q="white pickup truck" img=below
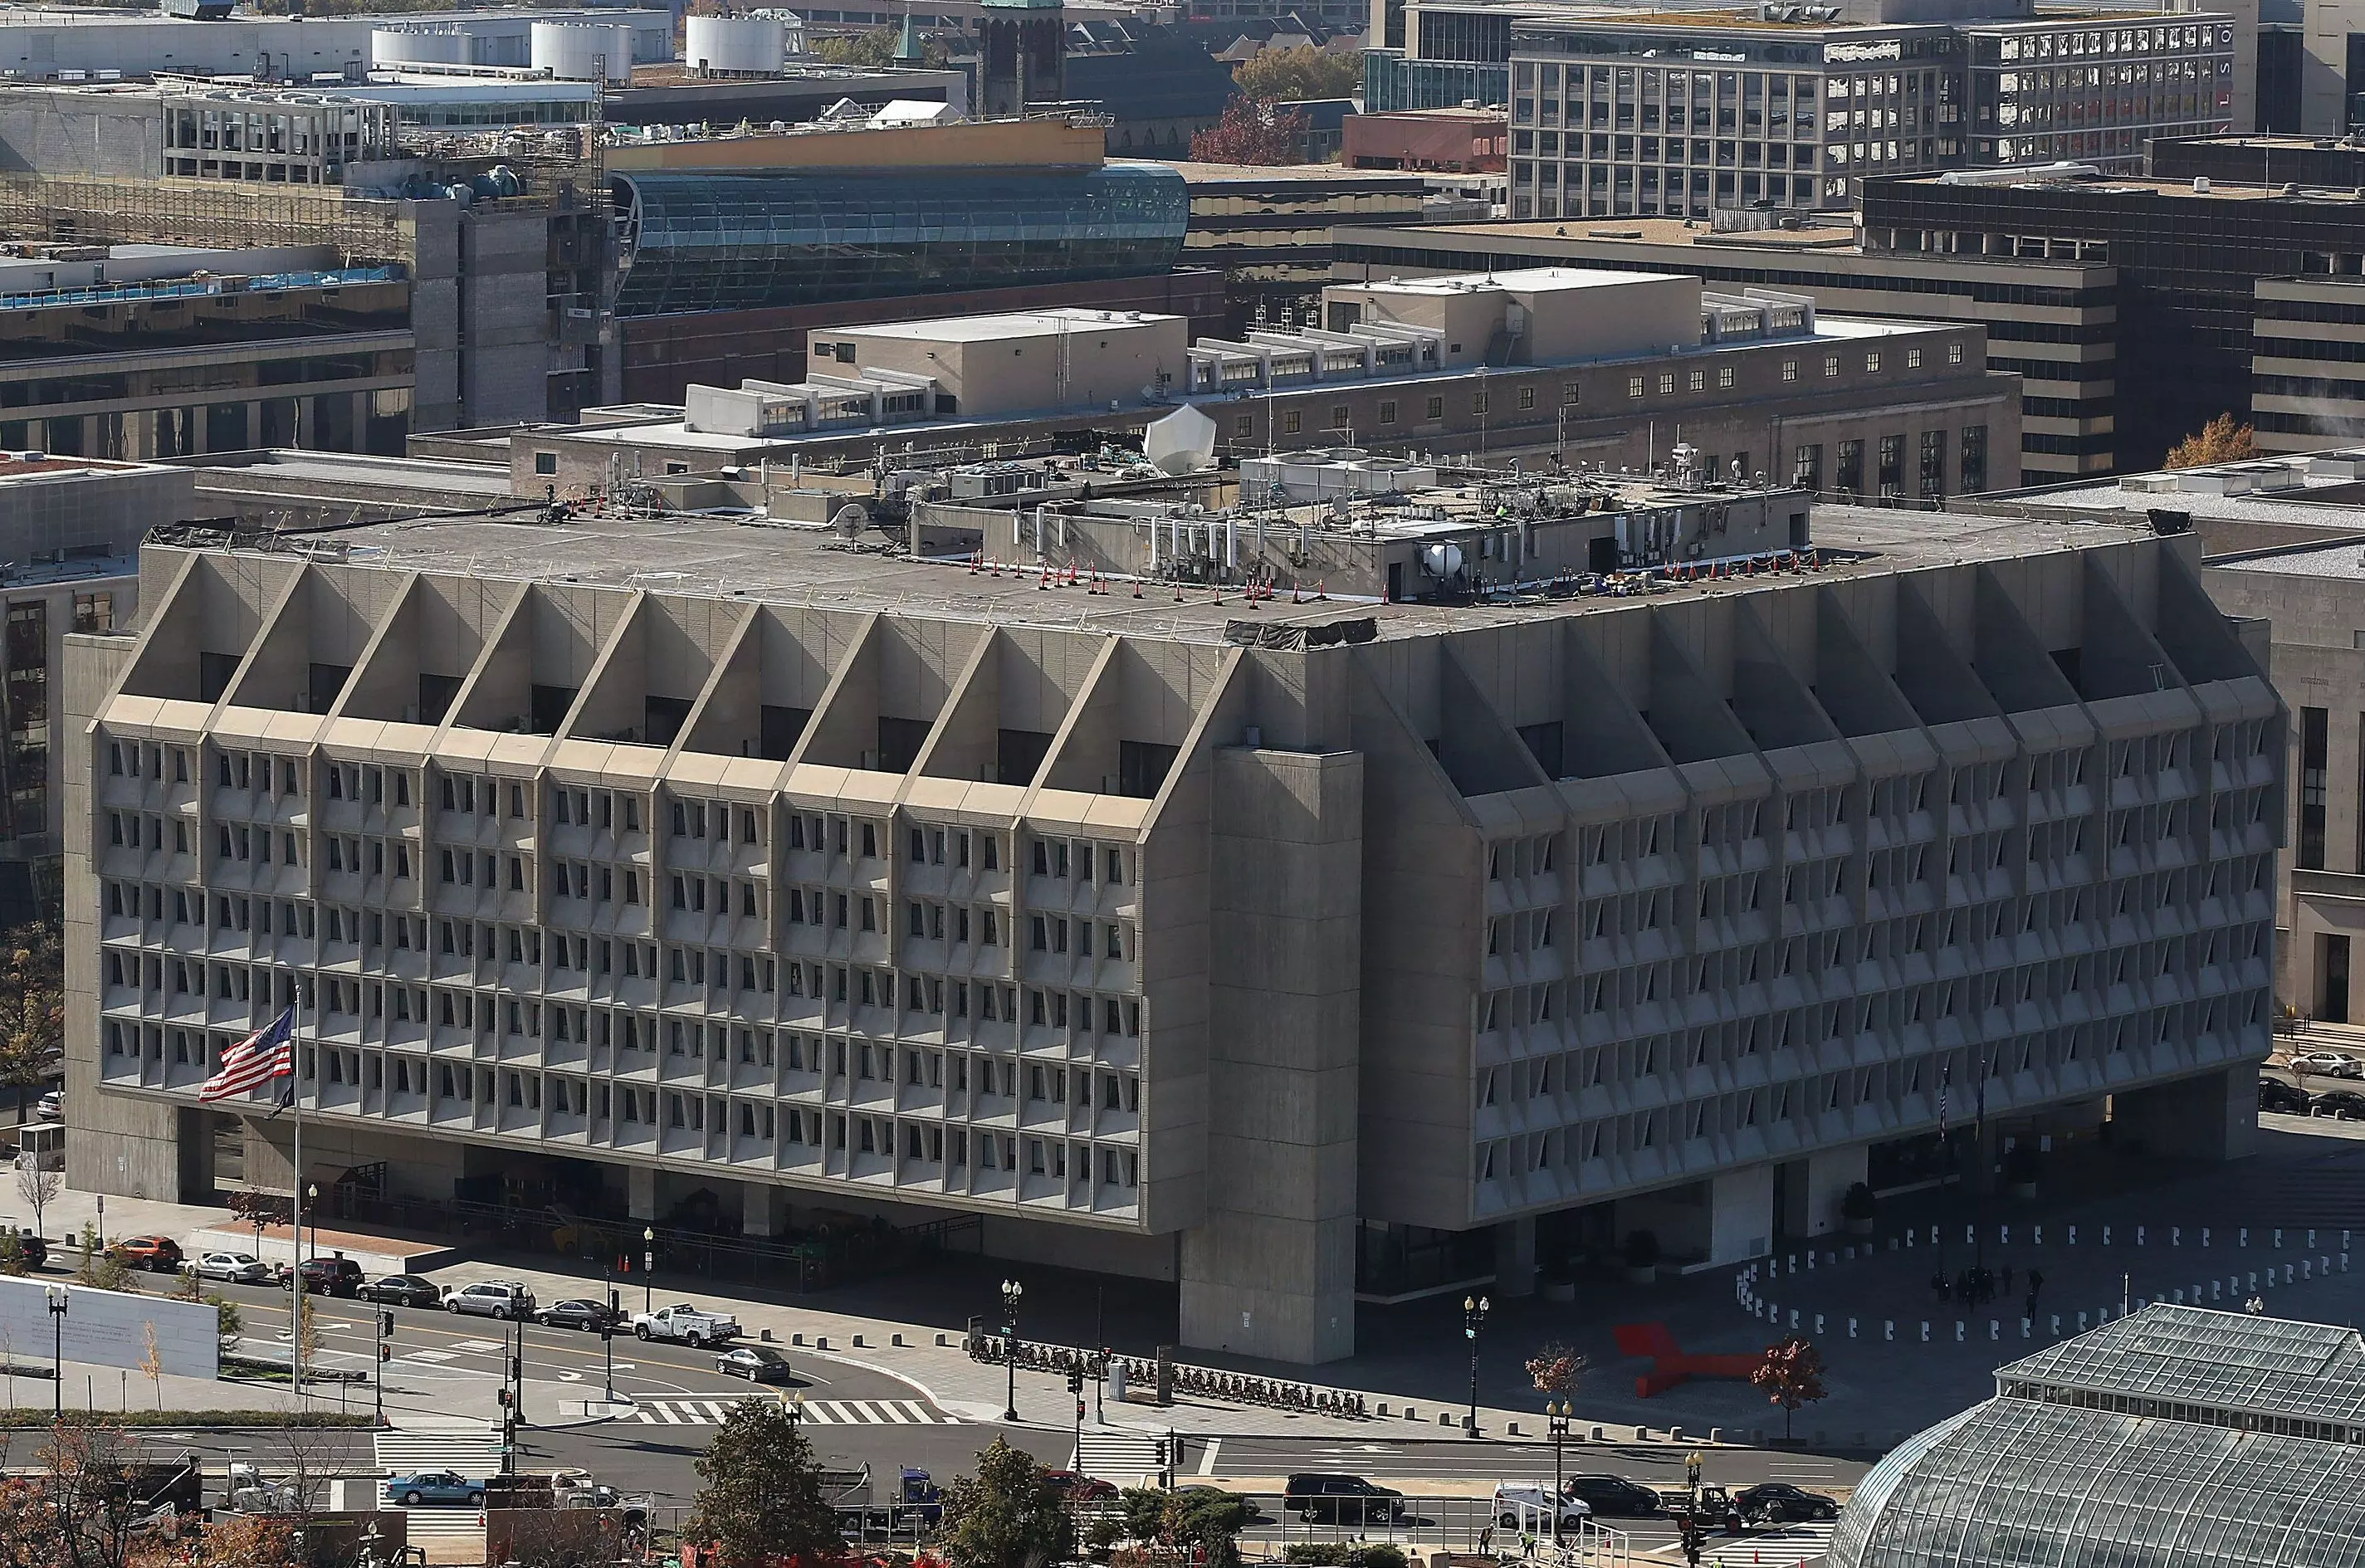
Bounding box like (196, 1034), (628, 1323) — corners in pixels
(631, 1302), (742, 1346)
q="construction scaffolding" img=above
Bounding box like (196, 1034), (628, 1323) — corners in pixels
(0, 173), (409, 266)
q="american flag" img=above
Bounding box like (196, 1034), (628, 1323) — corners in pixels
(1938, 1061), (1952, 1140)
(198, 1009), (295, 1103)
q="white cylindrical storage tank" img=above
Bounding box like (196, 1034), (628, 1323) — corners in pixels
(372, 26), (469, 66)
(686, 14), (786, 75)
(531, 21), (633, 83)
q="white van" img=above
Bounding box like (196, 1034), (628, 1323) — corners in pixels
(1492, 1483), (1594, 1531)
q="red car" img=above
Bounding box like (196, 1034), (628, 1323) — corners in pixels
(113, 1235), (183, 1272)
(1043, 1471), (1118, 1502)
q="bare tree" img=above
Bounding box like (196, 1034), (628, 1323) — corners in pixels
(14, 1160), (59, 1240)
(30, 1423), (156, 1568)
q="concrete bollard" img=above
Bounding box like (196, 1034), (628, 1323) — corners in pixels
(2034, 1226), (2043, 1246)
(2067, 1225), (2076, 1245)
(892, 1334), (905, 1347)
(1787, 1253), (1797, 1272)
(1806, 1253), (1815, 1272)
(2250, 1272), (2260, 1290)
(2079, 1312), (2089, 1331)
(2275, 1229), (2284, 1248)
(2211, 1281), (2221, 1302)
(1848, 1316), (1857, 1339)
(2304, 1260), (2314, 1280)
(2138, 1227), (2146, 1247)
(1931, 1225), (1940, 1246)
(815, 1336), (829, 1350)
(1966, 1224), (1976, 1246)
(2202, 1229), (2211, 1248)
(1989, 1320), (2000, 1341)
(2240, 1229), (2249, 1248)
(1509, 1423), (1522, 1436)
(1905, 1230), (1915, 1249)
(1710, 1429), (1724, 1443)
(793, 1333), (807, 1346)
(1405, 1408), (1419, 1420)
(1920, 1321), (1930, 1342)
(1884, 1320), (1894, 1341)
(1955, 1321), (1966, 1343)
(936, 1333), (950, 1347)
(2287, 1263), (2299, 1284)
(2311, 1230), (2319, 1248)
(853, 1335), (866, 1348)
(1790, 1309), (1801, 1330)
(2021, 1318), (2030, 1339)
(1440, 1414), (1454, 1428)
(1671, 1427), (1686, 1442)
(2050, 1315), (2061, 1336)
(1815, 1314), (1825, 1335)
(2001, 1226), (2011, 1245)
(761, 1328), (775, 1342)
(2172, 1227), (2182, 1247)
(1377, 1404), (1390, 1417)
(1591, 1426), (1605, 1441)
(2104, 1226), (2112, 1244)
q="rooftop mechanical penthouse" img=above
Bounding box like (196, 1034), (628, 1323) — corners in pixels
(66, 505), (2281, 1361)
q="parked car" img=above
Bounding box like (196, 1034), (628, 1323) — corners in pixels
(194, 1251), (272, 1284)
(632, 1303), (741, 1346)
(382, 1471), (485, 1507)
(297, 1257), (364, 1297)
(359, 1275), (442, 1308)
(2289, 1051), (2364, 1079)
(1283, 1473), (1406, 1523)
(2316, 1090), (2365, 1121)
(1043, 1471), (1119, 1502)
(442, 1281), (535, 1320)
(1561, 1476), (1664, 1518)
(538, 1298), (621, 1332)
(1493, 1483), (1593, 1531)
(5, 1227), (44, 1270)
(2260, 1077), (2314, 1114)
(111, 1235), (182, 1272)
(33, 1091), (60, 1121)
(1732, 1483), (1840, 1525)
(716, 1345), (795, 1382)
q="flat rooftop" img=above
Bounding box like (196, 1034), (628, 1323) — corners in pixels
(1351, 263), (1692, 295)
(1897, 169), (2352, 201)
(839, 308), (1181, 343)
(1376, 217), (1865, 251)
(227, 503), (2157, 647)
(1163, 160), (1429, 184)
(0, 452), (153, 481)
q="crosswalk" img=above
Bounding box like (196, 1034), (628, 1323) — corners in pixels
(1693, 1523), (1836, 1566)
(622, 1395), (955, 1426)
(1075, 1430), (1165, 1484)
(374, 1427), (507, 1478)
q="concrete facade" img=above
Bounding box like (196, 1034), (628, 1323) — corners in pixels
(66, 503), (2279, 1363)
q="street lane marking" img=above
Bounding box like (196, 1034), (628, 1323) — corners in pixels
(1200, 1439), (1221, 1477)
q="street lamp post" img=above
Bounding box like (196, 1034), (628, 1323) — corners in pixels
(44, 1286), (66, 1421)
(642, 1227), (655, 1314)
(1547, 1399), (1571, 1543)
(1000, 1279), (1024, 1424)
(1462, 1294), (1489, 1437)
(305, 1183), (319, 1278)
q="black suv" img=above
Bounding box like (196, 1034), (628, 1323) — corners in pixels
(297, 1257), (364, 1297)
(1284, 1474), (1407, 1523)
(1563, 1476), (1664, 1518)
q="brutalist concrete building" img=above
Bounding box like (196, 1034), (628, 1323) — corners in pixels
(63, 502), (2280, 1362)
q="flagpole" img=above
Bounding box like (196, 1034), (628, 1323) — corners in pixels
(291, 1035), (304, 1404)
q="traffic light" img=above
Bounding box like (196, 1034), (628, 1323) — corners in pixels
(380, 1312), (396, 1338)
(1067, 1370), (1084, 1395)
(497, 1389), (512, 1409)
(379, 1344), (392, 1363)
(1076, 1399), (1086, 1422)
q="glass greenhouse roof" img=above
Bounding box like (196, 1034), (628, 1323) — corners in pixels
(1996, 1305), (2365, 1424)
(1826, 1398), (2365, 1568)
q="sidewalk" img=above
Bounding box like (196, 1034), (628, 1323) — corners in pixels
(14, 1116), (2365, 1453)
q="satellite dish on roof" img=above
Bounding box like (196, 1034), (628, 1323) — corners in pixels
(832, 504), (869, 538)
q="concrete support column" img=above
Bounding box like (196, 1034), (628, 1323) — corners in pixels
(743, 1181), (784, 1238)
(628, 1165), (658, 1222)
(1796, 1145), (1868, 1238)
(1708, 1165), (1774, 1266)
(1493, 1216), (1537, 1298)
(1180, 746), (1361, 1365)
(2113, 1067), (2258, 1162)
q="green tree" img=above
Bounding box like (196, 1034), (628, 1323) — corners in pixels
(1119, 1486), (1249, 1568)
(809, 27), (948, 67)
(0, 1229), (27, 1277)
(1234, 46), (1361, 104)
(2164, 413), (2258, 470)
(172, 1268), (243, 1356)
(684, 1400), (842, 1568)
(939, 1439), (1076, 1568)
(73, 1225), (138, 1293)
(0, 920), (62, 1121)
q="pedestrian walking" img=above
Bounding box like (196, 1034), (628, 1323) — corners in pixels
(1524, 1532), (1539, 1559)
(1481, 1526), (1495, 1558)
(2027, 1268), (2045, 1306)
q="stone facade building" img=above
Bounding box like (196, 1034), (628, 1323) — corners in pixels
(65, 502), (2279, 1362)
